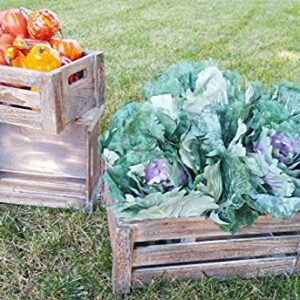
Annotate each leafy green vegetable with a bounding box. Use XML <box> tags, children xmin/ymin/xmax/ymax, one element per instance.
<box><xmin>249</xmin><ymin>193</ymin><xmax>300</xmax><ymax>219</ymax></box>
<box><xmin>100</xmin><ymin>60</ymin><xmax>300</xmax><ymax>234</ymax></box>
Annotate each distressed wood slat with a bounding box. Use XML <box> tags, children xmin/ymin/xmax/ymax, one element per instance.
<box><xmin>0</xmin><ymin>86</ymin><xmax>41</xmax><ymax>108</ymax></box>
<box><xmin>0</xmin><ymin>189</ymin><xmax>86</xmax><ymax>209</ymax></box>
<box><xmin>0</xmin><ymin>65</ymin><xmax>42</xmax><ymax>86</ymax></box>
<box><xmin>132</xmin><ymin>256</ymin><xmax>298</xmax><ymax>286</ymax></box>
<box><xmin>129</xmin><ymin>214</ymin><xmax>300</xmax><ymax>242</ymax></box>
<box><xmin>93</xmin><ymin>51</ymin><xmax>105</xmax><ymax>107</ymax></box>
<box><xmin>133</xmin><ymin>235</ymin><xmax>300</xmax><ymax>267</ymax></box>
<box><xmin>40</xmin><ymin>72</ymin><xmax>64</xmax><ymax>134</ymax></box>
<box><xmin>0</xmin><ymin>104</ymin><xmax>42</xmax><ymax>129</ymax></box>
<box><xmin>0</xmin><ymin>172</ymin><xmax>86</xmax><ymax>197</ymax></box>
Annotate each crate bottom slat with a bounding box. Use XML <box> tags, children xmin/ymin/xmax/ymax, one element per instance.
<box><xmin>0</xmin><ymin>171</ymin><xmax>86</xmax><ymax>197</ymax></box>
<box><xmin>132</xmin><ymin>256</ymin><xmax>298</xmax><ymax>287</ymax></box>
<box><xmin>0</xmin><ymin>172</ymin><xmax>86</xmax><ymax>209</ymax></box>
<box><xmin>0</xmin><ymin>189</ymin><xmax>86</xmax><ymax>209</ymax></box>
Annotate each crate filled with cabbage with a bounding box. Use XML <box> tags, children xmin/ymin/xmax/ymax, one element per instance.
<box><xmin>100</xmin><ymin>60</ymin><xmax>300</xmax><ymax>294</ymax></box>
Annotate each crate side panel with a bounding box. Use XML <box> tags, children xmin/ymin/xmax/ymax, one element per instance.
<box><xmin>0</xmin><ymin>121</ymin><xmax>86</xmax><ymax>178</ymax></box>
<box><xmin>61</xmin><ymin>53</ymin><xmax>104</xmax><ymax>124</ymax></box>
<box><xmin>133</xmin><ymin>235</ymin><xmax>300</xmax><ymax>267</ymax></box>
<box><xmin>132</xmin><ymin>256</ymin><xmax>297</xmax><ymax>286</ymax></box>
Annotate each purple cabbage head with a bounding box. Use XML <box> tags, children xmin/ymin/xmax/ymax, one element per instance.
<box><xmin>144</xmin><ymin>158</ymin><xmax>188</xmax><ymax>188</ymax></box>
<box><xmin>271</xmin><ymin>132</ymin><xmax>298</xmax><ymax>164</ymax></box>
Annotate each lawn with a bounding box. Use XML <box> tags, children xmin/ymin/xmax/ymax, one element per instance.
<box><xmin>1</xmin><ymin>0</ymin><xmax>300</xmax><ymax>299</ymax></box>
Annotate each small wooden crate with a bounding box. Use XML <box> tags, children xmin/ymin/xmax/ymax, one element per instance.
<box><xmin>0</xmin><ymin>106</ymin><xmax>104</xmax><ymax>210</ymax></box>
<box><xmin>0</xmin><ymin>51</ymin><xmax>104</xmax><ymax>134</ymax></box>
<box><xmin>104</xmin><ymin>190</ymin><xmax>300</xmax><ymax>294</ymax></box>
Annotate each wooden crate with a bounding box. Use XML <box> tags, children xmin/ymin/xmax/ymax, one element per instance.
<box><xmin>0</xmin><ymin>106</ymin><xmax>104</xmax><ymax>210</ymax></box>
<box><xmin>103</xmin><ymin>190</ymin><xmax>300</xmax><ymax>294</ymax></box>
<box><xmin>0</xmin><ymin>51</ymin><xmax>104</xmax><ymax>134</ymax></box>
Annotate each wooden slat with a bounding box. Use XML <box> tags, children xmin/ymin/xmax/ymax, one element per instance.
<box><xmin>0</xmin><ymin>104</ymin><xmax>42</xmax><ymax>130</ymax></box>
<box><xmin>0</xmin><ymin>65</ymin><xmax>42</xmax><ymax>86</ymax></box>
<box><xmin>0</xmin><ymin>86</ymin><xmax>41</xmax><ymax>108</ymax></box>
<box><xmin>40</xmin><ymin>72</ymin><xmax>64</xmax><ymax>134</ymax></box>
<box><xmin>133</xmin><ymin>235</ymin><xmax>300</xmax><ymax>267</ymax></box>
<box><xmin>87</xmin><ymin>110</ymin><xmax>101</xmax><ymax>197</ymax></box>
<box><xmin>129</xmin><ymin>213</ymin><xmax>300</xmax><ymax>242</ymax></box>
<box><xmin>0</xmin><ymin>189</ymin><xmax>86</xmax><ymax>209</ymax></box>
<box><xmin>93</xmin><ymin>51</ymin><xmax>105</xmax><ymax>106</ymax></box>
<box><xmin>0</xmin><ymin>172</ymin><xmax>86</xmax><ymax>197</ymax></box>
<box><xmin>132</xmin><ymin>256</ymin><xmax>298</xmax><ymax>286</ymax></box>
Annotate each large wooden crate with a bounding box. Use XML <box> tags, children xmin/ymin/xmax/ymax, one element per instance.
<box><xmin>0</xmin><ymin>51</ymin><xmax>104</xmax><ymax>134</ymax></box>
<box><xmin>103</xmin><ymin>190</ymin><xmax>300</xmax><ymax>294</ymax></box>
<box><xmin>0</xmin><ymin>106</ymin><xmax>104</xmax><ymax>210</ymax></box>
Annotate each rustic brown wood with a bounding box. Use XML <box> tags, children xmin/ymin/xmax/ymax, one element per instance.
<box><xmin>106</xmin><ymin>186</ymin><xmax>300</xmax><ymax>294</ymax></box>
<box><xmin>39</xmin><ymin>72</ymin><xmax>64</xmax><ymax>134</ymax></box>
<box><xmin>0</xmin><ymin>107</ymin><xmax>103</xmax><ymax>210</ymax></box>
<box><xmin>112</xmin><ymin>226</ymin><xmax>134</xmax><ymax>294</ymax></box>
<box><xmin>133</xmin><ymin>235</ymin><xmax>300</xmax><ymax>267</ymax></box>
<box><xmin>128</xmin><ymin>213</ymin><xmax>300</xmax><ymax>242</ymax></box>
<box><xmin>0</xmin><ymin>120</ymin><xmax>86</xmax><ymax>178</ymax></box>
<box><xmin>0</xmin><ymin>65</ymin><xmax>42</xmax><ymax>86</ymax></box>
<box><xmin>0</xmin><ymin>104</ymin><xmax>42</xmax><ymax>130</ymax></box>
<box><xmin>0</xmin><ymin>85</ymin><xmax>41</xmax><ymax>108</ymax></box>
<box><xmin>0</xmin><ymin>189</ymin><xmax>86</xmax><ymax>209</ymax></box>
<box><xmin>0</xmin><ymin>172</ymin><xmax>86</xmax><ymax>197</ymax></box>
<box><xmin>132</xmin><ymin>256</ymin><xmax>297</xmax><ymax>286</ymax></box>
<box><xmin>0</xmin><ymin>52</ymin><xmax>104</xmax><ymax>134</ymax></box>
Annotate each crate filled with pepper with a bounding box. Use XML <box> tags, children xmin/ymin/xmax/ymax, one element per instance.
<box><xmin>0</xmin><ymin>7</ymin><xmax>104</xmax><ymax>210</ymax></box>
<box><xmin>0</xmin><ymin>8</ymin><xmax>104</xmax><ymax>134</ymax></box>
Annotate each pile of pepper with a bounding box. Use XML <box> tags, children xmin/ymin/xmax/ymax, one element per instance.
<box><xmin>0</xmin><ymin>7</ymin><xmax>82</xmax><ymax>73</ymax></box>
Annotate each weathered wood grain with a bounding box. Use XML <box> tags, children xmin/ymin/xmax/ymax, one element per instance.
<box><xmin>133</xmin><ymin>235</ymin><xmax>300</xmax><ymax>267</ymax></box>
<box><xmin>93</xmin><ymin>51</ymin><xmax>105</xmax><ymax>106</ymax></box>
<box><xmin>0</xmin><ymin>189</ymin><xmax>86</xmax><ymax>209</ymax></box>
<box><xmin>112</xmin><ymin>226</ymin><xmax>134</xmax><ymax>294</ymax></box>
<box><xmin>129</xmin><ymin>214</ymin><xmax>300</xmax><ymax>242</ymax></box>
<box><xmin>132</xmin><ymin>256</ymin><xmax>298</xmax><ymax>286</ymax></box>
<box><xmin>0</xmin><ymin>65</ymin><xmax>42</xmax><ymax>86</ymax></box>
<box><xmin>0</xmin><ymin>85</ymin><xmax>40</xmax><ymax>108</ymax></box>
<box><xmin>60</xmin><ymin>52</ymin><xmax>104</xmax><ymax>126</ymax></box>
<box><xmin>0</xmin><ymin>172</ymin><xmax>86</xmax><ymax>197</ymax></box>
<box><xmin>0</xmin><ymin>104</ymin><xmax>42</xmax><ymax>130</ymax></box>
<box><xmin>40</xmin><ymin>72</ymin><xmax>64</xmax><ymax>134</ymax></box>
<box><xmin>0</xmin><ymin>121</ymin><xmax>86</xmax><ymax>178</ymax></box>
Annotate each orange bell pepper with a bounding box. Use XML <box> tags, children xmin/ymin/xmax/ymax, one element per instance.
<box><xmin>25</xmin><ymin>44</ymin><xmax>61</xmax><ymax>72</ymax></box>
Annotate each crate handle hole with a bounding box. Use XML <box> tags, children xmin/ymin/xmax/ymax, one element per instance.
<box><xmin>68</xmin><ymin>69</ymin><xmax>87</xmax><ymax>86</ymax></box>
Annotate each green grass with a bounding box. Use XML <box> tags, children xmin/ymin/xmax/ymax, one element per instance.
<box><xmin>1</xmin><ymin>0</ymin><xmax>300</xmax><ymax>299</ymax></box>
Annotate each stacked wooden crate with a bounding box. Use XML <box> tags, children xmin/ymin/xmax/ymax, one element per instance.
<box><xmin>0</xmin><ymin>51</ymin><xmax>104</xmax><ymax>210</ymax></box>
